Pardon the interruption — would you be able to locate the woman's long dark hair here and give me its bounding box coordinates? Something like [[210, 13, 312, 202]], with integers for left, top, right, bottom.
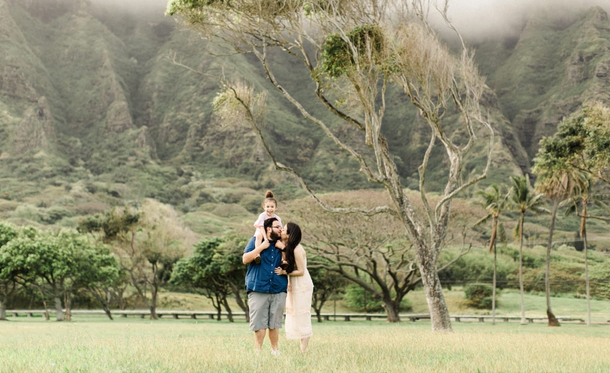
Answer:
[[284, 222, 302, 274]]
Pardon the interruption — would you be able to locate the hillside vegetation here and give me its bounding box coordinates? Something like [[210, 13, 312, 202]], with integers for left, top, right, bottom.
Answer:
[[0, 1, 609, 250]]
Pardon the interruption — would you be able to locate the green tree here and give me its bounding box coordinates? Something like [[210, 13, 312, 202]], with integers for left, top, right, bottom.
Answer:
[[537, 103, 610, 185], [533, 140, 587, 327], [171, 237, 242, 322], [533, 103, 609, 326], [0, 222, 18, 320], [78, 205, 143, 315], [508, 175, 547, 324], [79, 201, 192, 319], [474, 184, 507, 325], [73, 241, 121, 320], [169, 0, 493, 332], [308, 261, 348, 322], [1, 228, 106, 321]]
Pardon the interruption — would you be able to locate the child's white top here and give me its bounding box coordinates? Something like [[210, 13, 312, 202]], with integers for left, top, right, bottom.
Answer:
[[253, 212, 282, 236]]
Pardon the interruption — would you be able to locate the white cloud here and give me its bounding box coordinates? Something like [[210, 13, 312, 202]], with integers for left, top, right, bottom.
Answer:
[[439, 0, 610, 40]]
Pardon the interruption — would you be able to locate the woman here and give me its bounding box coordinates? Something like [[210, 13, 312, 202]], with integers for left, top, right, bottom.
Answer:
[[274, 222, 313, 353]]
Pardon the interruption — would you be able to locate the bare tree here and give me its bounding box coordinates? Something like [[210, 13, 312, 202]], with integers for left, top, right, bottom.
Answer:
[[287, 190, 471, 322], [169, 0, 493, 331]]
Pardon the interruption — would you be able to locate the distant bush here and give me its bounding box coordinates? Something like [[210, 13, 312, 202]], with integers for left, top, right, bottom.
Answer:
[[588, 263, 610, 300], [11, 205, 41, 223], [343, 285, 383, 312], [196, 190, 215, 205], [239, 194, 262, 214], [518, 268, 583, 295], [40, 206, 75, 224], [464, 283, 497, 309], [438, 249, 517, 289], [72, 202, 111, 215], [500, 246, 545, 269], [84, 182, 97, 194], [0, 201, 18, 213]]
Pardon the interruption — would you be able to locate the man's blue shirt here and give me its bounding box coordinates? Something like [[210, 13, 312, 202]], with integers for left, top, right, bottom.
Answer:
[[244, 236, 288, 293]]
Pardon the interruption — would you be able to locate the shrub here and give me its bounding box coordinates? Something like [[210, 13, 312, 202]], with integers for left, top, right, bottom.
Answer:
[[40, 206, 75, 224], [438, 249, 517, 289], [11, 205, 41, 223], [588, 262, 610, 300], [464, 283, 498, 309], [239, 194, 262, 214], [343, 284, 383, 312]]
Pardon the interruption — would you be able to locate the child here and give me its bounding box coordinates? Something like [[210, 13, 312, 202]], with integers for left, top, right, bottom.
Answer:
[[253, 190, 286, 266]]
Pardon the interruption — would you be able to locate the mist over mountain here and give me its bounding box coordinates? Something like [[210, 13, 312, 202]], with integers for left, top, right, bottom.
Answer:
[[443, 0, 610, 41], [0, 0, 609, 233]]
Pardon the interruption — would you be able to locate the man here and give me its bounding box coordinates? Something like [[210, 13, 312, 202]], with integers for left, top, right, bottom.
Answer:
[[242, 217, 287, 355]]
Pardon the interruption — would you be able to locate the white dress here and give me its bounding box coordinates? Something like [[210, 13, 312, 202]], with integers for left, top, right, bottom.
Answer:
[[285, 247, 314, 340]]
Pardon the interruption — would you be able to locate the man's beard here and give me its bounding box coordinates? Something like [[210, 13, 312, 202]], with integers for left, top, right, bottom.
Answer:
[[269, 231, 281, 241]]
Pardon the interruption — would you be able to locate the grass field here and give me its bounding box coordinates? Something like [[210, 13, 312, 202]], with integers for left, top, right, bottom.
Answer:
[[1, 317, 609, 373], [155, 288, 610, 323]]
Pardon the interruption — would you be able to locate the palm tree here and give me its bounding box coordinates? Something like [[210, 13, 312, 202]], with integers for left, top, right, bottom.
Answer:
[[474, 184, 507, 325], [565, 176, 593, 325], [533, 146, 587, 327], [509, 175, 546, 325]]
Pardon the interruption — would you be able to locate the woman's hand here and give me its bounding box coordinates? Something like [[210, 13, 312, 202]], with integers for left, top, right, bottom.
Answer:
[[275, 240, 285, 250], [274, 267, 286, 276]]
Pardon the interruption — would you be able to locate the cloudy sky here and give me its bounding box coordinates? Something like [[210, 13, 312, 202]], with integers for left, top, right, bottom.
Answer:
[[91, 0, 610, 39]]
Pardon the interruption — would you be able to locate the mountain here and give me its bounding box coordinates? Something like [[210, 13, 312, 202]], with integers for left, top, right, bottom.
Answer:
[[474, 6, 610, 163], [0, 0, 608, 234]]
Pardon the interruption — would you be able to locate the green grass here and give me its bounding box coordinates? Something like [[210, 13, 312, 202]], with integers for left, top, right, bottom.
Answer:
[[405, 288, 610, 322], [0, 318, 608, 373]]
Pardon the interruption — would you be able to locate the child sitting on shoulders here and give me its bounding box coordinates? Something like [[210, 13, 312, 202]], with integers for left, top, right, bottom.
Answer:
[[253, 190, 286, 267]]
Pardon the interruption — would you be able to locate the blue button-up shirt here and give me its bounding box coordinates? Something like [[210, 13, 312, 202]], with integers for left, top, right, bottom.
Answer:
[[244, 236, 288, 294]]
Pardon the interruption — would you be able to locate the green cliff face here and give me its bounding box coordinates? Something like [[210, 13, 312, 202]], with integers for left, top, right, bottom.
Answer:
[[0, 0, 608, 228], [475, 6, 610, 165]]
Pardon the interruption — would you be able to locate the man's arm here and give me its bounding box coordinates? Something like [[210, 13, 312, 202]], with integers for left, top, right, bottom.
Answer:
[[243, 238, 270, 264]]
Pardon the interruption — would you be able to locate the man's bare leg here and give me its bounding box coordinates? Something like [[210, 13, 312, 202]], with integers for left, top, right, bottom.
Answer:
[[300, 337, 310, 353], [254, 329, 266, 350], [268, 328, 280, 351]]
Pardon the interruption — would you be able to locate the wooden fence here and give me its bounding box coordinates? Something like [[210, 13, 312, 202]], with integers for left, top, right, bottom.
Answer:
[[5, 310, 590, 323]]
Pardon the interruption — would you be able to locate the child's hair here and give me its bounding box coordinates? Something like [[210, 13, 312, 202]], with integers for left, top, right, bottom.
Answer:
[[263, 190, 278, 207]]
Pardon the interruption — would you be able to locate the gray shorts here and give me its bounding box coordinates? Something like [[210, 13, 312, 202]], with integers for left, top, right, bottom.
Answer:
[[248, 292, 287, 332]]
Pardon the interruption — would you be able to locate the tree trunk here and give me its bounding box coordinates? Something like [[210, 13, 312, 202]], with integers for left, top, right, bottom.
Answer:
[[545, 200, 560, 327], [313, 307, 322, 323], [383, 299, 401, 323], [518, 215, 527, 325], [103, 305, 114, 320], [0, 298, 6, 321], [419, 255, 452, 331], [116, 287, 126, 310], [54, 296, 64, 322], [150, 264, 159, 320], [492, 240, 497, 325], [149, 287, 158, 320], [64, 291, 72, 322], [229, 283, 249, 322], [221, 297, 234, 322], [213, 293, 222, 321], [0, 283, 15, 321], [584, 228, 591, 326], [41, 299, 50, 321]]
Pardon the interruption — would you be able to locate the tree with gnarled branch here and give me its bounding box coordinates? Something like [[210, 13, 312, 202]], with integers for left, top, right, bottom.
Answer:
[[168, 0, 493, 331]]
